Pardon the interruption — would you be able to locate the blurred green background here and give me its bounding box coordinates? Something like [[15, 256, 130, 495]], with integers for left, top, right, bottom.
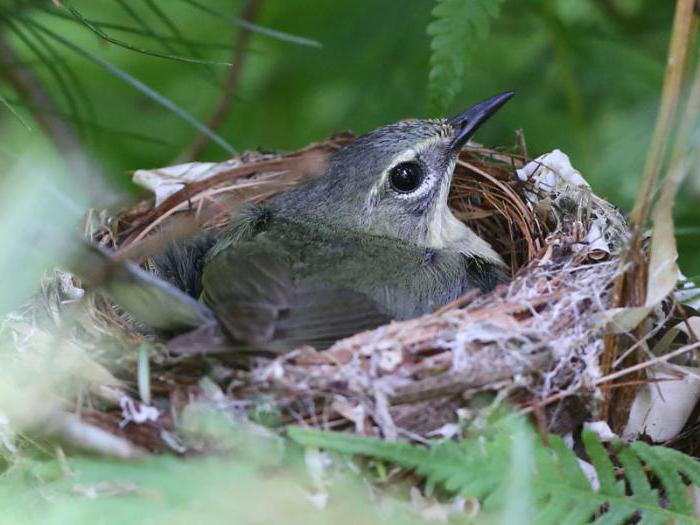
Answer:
[[0, 0, 698, 275]]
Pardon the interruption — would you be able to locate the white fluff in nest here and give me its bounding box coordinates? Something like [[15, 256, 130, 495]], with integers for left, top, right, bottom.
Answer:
[[133, 162, 218, 206], [134, 158, 254, 207], [518, 150, 615, 257], [516, 149, 589, 191]]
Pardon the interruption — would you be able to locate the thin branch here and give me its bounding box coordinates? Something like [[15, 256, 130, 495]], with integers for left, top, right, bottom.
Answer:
[[178, 0, 262, 162], [596, 340, 700, 385]]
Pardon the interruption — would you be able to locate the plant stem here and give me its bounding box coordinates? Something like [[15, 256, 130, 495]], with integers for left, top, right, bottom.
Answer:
[[599, 0, 698, 429], [178, 0, 262, 162], [629, 0, 697, 229]]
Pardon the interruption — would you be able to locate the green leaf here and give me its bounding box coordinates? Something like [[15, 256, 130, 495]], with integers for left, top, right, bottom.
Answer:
[[617, 446, 657, 505], [631, 442, 694, 516], [287, 426, 430, 468], [582, 431, 624, 497], [426, 0, 505, 113]]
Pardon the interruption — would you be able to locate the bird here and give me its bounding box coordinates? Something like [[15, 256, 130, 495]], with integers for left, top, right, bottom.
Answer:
[[75, 92, 514, 354]]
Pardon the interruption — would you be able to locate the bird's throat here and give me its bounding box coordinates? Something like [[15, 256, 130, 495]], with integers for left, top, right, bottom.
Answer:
[[424, 184, 505, 266]]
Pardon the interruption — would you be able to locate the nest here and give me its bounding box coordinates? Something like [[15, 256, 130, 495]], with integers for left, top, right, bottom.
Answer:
[[4, 134, 638, 453]]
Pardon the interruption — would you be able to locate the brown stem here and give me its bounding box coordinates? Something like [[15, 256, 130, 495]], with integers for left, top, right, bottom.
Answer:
[[599, 0, 698, 428], [178, 0, 262, 162], [629, 0, 696, 229]]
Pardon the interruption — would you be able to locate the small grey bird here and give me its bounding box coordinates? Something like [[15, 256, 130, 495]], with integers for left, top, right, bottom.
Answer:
[[77, 92, 513, 353]]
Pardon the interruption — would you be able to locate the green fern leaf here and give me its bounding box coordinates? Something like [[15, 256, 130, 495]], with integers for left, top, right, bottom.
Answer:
[[287, 426, 430, 468], [616, 446, 657, 505], [651, 445, 700, 486], [427, 0, 505, 113], [631, 442, 694, 516], [548, 435, 591, 490], [289, 424, 700, 525], [582, 431, 625, 497]]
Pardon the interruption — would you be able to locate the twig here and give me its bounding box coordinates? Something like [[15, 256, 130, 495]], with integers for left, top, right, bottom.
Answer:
[[178, 0, 262, 161], [596, 340, 700, 385], [519, 376, 682, 416]]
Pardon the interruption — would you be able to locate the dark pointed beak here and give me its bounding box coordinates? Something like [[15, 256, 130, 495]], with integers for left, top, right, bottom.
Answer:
[[448, 91, 514, 152]]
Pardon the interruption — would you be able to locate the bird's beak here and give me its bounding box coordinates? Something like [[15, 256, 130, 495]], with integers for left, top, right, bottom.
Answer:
[[448, 91, 514, 152]]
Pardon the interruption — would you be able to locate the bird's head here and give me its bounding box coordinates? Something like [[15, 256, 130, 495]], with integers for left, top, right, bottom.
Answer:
[[275, 92, 514, 264]]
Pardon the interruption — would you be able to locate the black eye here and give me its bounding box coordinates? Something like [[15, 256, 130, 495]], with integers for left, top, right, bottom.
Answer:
[[389, 162, 423, 193]]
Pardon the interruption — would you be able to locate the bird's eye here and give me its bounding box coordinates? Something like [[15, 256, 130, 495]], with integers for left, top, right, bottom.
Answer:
[[388, 162, 423, 193]]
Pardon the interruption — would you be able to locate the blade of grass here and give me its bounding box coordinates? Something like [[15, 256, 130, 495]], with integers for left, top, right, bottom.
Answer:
[[0, 90, 30, 129], [19, 15, 238, 156], [629, 0, 697, 228], [16, 16, 97, 138], [0, 14, 103, 195], [3, 96, 176, 146], [38, 7, 237, 50], [600, 0, 698, 430], [140, 0, 207, 59], [2, 14, 84, 134], [676, 227, 700, 236], [180, 0, 322, 48], [645, 53, 700, 307], [60, 2, 232, 66], [112, 0, 220, 86]]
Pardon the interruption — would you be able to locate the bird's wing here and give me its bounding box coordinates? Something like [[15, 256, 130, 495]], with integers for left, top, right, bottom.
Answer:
[[200, 242, 390, 352]]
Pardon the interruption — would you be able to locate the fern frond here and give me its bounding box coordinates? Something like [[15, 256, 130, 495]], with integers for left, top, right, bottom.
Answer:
[[289, 425, 700, 525], [426, 0, 505, 113], [630, 442, 694, 516]]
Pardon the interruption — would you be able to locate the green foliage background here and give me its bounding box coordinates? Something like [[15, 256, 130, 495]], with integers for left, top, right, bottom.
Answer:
[[0, 0, 697, 266], [2, 3, 700, 523]]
